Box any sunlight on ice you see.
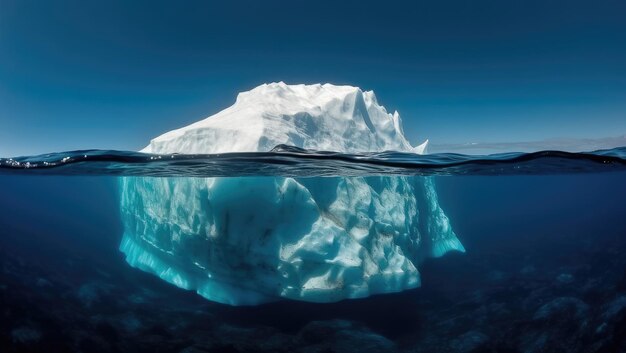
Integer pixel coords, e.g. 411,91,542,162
119,83,464,305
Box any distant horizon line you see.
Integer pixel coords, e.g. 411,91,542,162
428,134,626,154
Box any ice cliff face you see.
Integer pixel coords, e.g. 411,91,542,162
119,82,463,305
142,82,428,154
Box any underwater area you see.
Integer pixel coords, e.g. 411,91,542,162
1,148,626,353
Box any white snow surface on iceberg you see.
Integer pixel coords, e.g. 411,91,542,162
120,82,463,305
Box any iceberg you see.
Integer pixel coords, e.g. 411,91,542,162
119,82,464,305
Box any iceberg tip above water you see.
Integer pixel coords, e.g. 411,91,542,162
142,82,425,154
119,82,464,305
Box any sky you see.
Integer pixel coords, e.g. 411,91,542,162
1,0,625,156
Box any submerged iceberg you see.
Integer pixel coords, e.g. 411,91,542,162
119,82,464,305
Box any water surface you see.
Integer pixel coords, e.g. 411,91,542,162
1,147,625,352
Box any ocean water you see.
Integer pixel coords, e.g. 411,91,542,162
1,147,626,353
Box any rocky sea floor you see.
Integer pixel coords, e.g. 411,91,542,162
2,226,626,353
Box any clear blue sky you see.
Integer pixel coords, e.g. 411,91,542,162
1,0,625,156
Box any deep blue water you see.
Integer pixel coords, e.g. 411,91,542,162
1,148,626,352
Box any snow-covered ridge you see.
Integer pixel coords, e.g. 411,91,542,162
143,82,428,155
120,83,460,305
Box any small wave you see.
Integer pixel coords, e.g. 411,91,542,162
1,145,625,177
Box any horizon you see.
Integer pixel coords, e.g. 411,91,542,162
1,0,625,156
